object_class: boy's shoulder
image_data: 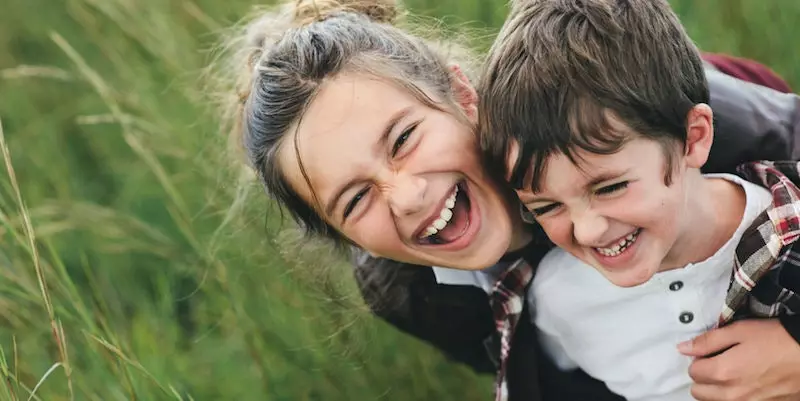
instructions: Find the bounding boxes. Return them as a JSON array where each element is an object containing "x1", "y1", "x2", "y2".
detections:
[
  {"x1": 705, "y1": 172, "x2": 773, "y2": 230},
  {"x1": 535, "y1": 248, "x2": 586, "y2": 282}
]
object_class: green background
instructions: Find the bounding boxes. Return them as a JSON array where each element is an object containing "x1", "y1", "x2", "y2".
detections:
[{"x1": 0, "y1": 0, "x2": 797, "y2": 400}]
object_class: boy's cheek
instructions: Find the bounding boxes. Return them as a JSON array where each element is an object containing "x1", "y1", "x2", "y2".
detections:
[
  {"x1": 504, "y1": 139, "x2": 536, "y2": 192},
  {"x1": 504, "y1": 139, "x2": 520, "y2": 182},
  {"x1": 513, "y1": 190, "x2": 538, "y2": 225},
  {"x1": 515, "y1": 188, "x2": 536, "y2": 206}
]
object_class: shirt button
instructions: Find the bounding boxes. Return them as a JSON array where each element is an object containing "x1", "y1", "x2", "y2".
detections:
[
  {"x1": 679, "y1": 312, "x2": 694, "y2": 324},
  {"x1": 669, "y1": 281, "x2": 684, "y2": 291}
]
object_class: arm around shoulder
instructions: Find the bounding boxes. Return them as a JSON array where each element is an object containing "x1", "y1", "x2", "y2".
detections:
[
  {"x1": 779, "y1": 314, "x2": 800, "y2": 345},
  {"x1": 705, "y1": 67, "x2": 800, "y2": 174}
]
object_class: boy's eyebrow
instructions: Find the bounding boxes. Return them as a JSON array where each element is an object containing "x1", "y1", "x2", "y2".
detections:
[
  {"x1": 585, "y1": 170, "x2": 628, "y2": 188},
  {"x1": 524, "y1": 169, "x2": 629, "y2": 203}
]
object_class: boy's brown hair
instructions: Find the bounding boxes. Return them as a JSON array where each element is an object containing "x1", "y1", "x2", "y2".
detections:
[{"x1": 479, "y1": 0, "x2": 709, "y2": 191}]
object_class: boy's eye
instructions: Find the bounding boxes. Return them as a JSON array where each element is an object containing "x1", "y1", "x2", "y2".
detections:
[
  {"x1": 529, "y1": 203, "x2": 561, "y2": 216},
  {"x1": 596, "y1": 181, "x2": 628, "y2": 195},
  {"x1": 391, "y1": 123, "x2": 418, "y2": 157},
  {"x1": 343, "y1": 187, "x2": 370, "y2": 220}
]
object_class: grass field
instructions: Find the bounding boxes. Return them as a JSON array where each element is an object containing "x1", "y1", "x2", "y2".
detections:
[{"x1": 0, "y1": 0, "x2": 798, "y2": 400}]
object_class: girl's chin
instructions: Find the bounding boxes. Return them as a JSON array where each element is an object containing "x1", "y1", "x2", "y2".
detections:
[{"x1": 421, "y1": 250, "x2": 506, "y2": 271}]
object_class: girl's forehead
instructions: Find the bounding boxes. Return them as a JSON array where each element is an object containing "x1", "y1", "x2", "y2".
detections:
[{"x1": 277, "y1": 75, "x2": 421, "y2": 202}]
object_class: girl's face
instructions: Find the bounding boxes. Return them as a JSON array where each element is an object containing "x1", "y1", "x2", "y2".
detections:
[{"x1": 278, "y1": 71, "x2": 528, "y2": 270}]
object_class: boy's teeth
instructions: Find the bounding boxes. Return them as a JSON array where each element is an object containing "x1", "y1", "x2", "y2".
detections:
[
  {"x1": 595, "y1": 230, "x2": 640, "y2": 257},
  {"x1": 421, "y1": 186, "x2": 459, "y2": 239}
]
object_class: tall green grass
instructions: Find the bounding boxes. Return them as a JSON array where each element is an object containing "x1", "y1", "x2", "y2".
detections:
[{"x1": 0, "y1": 0, "x2": 798, "y2": 400}]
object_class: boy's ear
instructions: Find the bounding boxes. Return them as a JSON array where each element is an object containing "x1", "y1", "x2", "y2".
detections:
[
  {"x1": 448, "y1": 64, "x2": 478, "y2": 122},
  {"x1": 684, "y1": 104, "x2": 714, "y2": 169}
]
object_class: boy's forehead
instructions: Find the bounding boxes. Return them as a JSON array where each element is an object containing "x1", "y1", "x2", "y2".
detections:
[{"x1": 529, "y1": 140, "x2": 651, "y2": 194}]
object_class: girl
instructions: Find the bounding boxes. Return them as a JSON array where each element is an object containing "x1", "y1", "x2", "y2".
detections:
[{"x1": 215, "y1": 0, "x2": 800, "y2": 399}]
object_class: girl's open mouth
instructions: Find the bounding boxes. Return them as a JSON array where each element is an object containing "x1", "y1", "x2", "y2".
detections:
[{"x1": 417, "y1": 182, "x2": 471, "y2": 245}]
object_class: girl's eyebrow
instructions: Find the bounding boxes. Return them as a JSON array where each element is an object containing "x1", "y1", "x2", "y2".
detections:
[
  {"x1": 324, "y1": 106, "x2": 413, "y2": 217},
  {"x1": 325, "y1": 180, "x2": 360, "y2": 218},
  {"x1": 373, "y1": 106, "x2": 412, "y2": 154}
]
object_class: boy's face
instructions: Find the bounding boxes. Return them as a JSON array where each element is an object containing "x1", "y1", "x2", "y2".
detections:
[{"x1": 514, "y1": 108, "x2": 713, "y2": 287}]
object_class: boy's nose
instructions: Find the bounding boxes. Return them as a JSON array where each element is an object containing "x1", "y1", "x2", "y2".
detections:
[
  {"x1": 571, "y1": 208, "x2": 609, "y2": 247},
  {"x1": 386, "y1": 173, "x2": 427, "y2": 216}
]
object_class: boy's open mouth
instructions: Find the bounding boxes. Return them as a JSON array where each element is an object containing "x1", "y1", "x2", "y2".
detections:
[
  {"x1": 593, "y1": 228, "x2": 642, "y2": 257},
  {"x1": 417, "y1": 182, "x2": 471, "y2": 245}
]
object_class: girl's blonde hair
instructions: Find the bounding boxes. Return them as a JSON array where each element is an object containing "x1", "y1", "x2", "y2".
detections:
[{"x1": 211, "y1": 0, "x2": 477, "y2": 246}]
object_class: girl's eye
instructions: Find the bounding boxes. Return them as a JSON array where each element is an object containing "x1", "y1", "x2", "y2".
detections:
[
  {"x1": 530, "y1": 203, "x2": 561, "y2": 217},
  {"x1": 392, "y1": 123, "x2": 418, "y2": 157},
  {"x1": 596, "y1": 181, "x2": 629, "y2": 195},
  {"x1": 343, "y1": 187, "x2": 369, "y2": 219}
]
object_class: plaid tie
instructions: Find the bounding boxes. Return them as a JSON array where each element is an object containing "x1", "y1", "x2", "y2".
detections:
[{"x1": 490, "y1": 258, "x2": 535, "y2": 401}]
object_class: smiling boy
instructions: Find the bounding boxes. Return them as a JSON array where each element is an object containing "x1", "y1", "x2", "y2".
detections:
[{"x1": 478, "y1": 0, "x2": 800, "y2": 400}]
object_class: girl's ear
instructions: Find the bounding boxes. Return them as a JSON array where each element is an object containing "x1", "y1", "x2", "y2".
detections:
[{"x1": 448, "y1": 64, "x2": 478, "y2": 121}]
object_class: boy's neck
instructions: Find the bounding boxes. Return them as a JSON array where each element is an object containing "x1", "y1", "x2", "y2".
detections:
[{"x1": 661, "y1": 172, "x2": 747, "y2": 272}]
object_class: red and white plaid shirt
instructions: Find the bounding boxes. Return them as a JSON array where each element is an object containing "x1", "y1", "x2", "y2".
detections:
[
  {"x1": 721, "y1": 161, "x2": 800, "y2": 323},
  {"x1": 491, "y1": 160, "x2": 800, "y2": 401}
]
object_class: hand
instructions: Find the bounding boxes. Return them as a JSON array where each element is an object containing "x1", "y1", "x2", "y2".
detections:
[{"x1": 677, "y1": 319, "x2": 800, "y2": 401}]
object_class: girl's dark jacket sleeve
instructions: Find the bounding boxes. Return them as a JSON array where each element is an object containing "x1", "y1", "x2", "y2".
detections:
[{"x1": 350, "y1": 68, "x2": 800, "y2": 400}]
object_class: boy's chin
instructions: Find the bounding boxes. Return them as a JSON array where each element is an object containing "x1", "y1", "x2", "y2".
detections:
[{"x1": 598, "y1": 266, "x2": 656, "y2": 288}]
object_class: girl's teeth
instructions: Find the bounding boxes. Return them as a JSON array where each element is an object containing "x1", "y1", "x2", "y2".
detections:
[
  {"x1": 420, "y1": 185, "x2": 460, "y2": 239},
  {"x1": 440, "y1": 208, "x2": 453, "y2": 221}
]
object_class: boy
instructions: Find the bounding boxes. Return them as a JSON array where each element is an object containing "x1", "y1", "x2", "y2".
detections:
[{"x1": 478, "y1": 0, "x2": 800, "y2": 400}]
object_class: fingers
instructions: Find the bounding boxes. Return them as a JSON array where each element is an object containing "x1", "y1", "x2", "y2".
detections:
[
  {"x1": 678, "y1": 323, "x2": 742, "y2": 357},
  {"x1": 687, "y1": 351, "x2": 737, "y2": 385},
  {"x1": 690, "y1": 383, "x2": 748, "y2": 401}
]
